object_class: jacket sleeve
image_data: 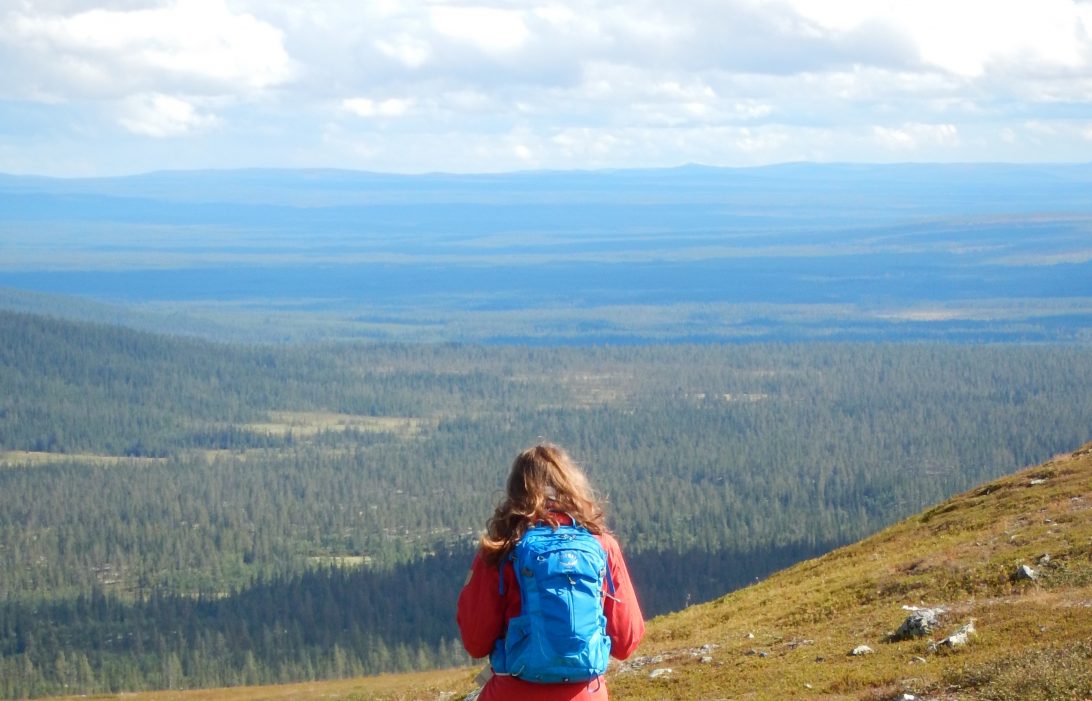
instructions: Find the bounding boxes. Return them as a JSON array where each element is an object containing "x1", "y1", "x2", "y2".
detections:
[
  {"x1": 601, "y1": 534, "x2": 645, "y2": 659},
  {"x1": 456, "y1": 550, "x2": 505, "y2": 659}
]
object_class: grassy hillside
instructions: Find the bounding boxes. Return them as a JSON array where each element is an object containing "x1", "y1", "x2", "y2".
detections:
[
  {"x1": 608, "y1": 441, "x2": 1092, "y2": 701},
  {"x1": 54, "y1": 441, "x2": 1092, "y2": 701}
]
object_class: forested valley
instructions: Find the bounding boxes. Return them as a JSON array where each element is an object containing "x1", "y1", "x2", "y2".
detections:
[{"x1": 2, "y1": 309, "x2": 1091, "y2": 698}]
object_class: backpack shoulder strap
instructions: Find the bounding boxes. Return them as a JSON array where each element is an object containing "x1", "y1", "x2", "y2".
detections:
[{"x1": 497, "y1": 549, "x2": 515, "y2": 596}]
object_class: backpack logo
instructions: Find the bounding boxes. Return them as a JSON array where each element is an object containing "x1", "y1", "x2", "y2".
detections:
[{"x1": 490, "y1": 524, "x2": 615, "y2": 683}]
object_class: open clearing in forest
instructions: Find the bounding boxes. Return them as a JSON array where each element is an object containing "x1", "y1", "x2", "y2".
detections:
[
  {"x1": 244, "y1": 411, "x2": 428, "y2": 438},
  {"x1": 0, "y1": 451, "x2": 167, "y2": 468}
]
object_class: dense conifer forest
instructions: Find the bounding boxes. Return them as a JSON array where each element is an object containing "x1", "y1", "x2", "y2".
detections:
[{"x1": 2, "y1": 309, "x2": 1091, "y2": 697}]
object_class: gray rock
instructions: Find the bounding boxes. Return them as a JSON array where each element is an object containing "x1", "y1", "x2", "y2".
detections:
[
  {"x1": 700, "y1": 656, "x2": 714, "y2": 664},
  {"x1": 615, "y1": 655, "x2": 654, "y2": 673},
  {"x1": 929, "y1": 620, "x2": 976, "y2": 652},
  {"x1": 1013, "y1": 564, "x2": 1038, "y2": 581},
  {"x1": 891, "y1": 607, "x2": 944, "y2": 641},
  {"x1": 649, "y1": 668, "x2": 673, "y2": 679},
  {"x1": 849, "y1": 645, "x2": 874, "y2": 656}
]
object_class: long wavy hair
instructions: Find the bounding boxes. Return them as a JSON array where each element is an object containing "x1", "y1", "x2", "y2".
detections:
[{"x1": 480, "y1": 443, "x2": 607, "y2": 566}]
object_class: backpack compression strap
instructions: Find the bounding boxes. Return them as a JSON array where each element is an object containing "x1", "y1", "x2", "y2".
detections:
[{"x1": 496, "y1": 538, "x2": 616, "y2": 597}]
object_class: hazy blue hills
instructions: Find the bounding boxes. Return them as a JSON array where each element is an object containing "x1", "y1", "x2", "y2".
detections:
[{"x1": 1, "y1": 163, "x2": 1091, "y2": 343}]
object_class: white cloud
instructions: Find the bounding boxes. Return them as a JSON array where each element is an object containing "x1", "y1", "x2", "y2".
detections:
[
  {"x1": 4, "y1": 0, "x2": 1092, "y2": 173},
  {"x1": 785, "y1": 0, "x2": 1091, "y2": 77},
  {"x1": 533, "y1": 4, "x2": 578, "y2": 26},
  {"x1": 652, "y1": 80, "x2": 717, "y2": 100},
  {"x1": 873, "y1": 123, "x2": 958, "y2": 150},
  {"x1": 4, "y1": 0, "x2": 294, "y2": 99},
  {"x1": 429, "y1": 6, "x2": 531, "y2": 53},
  {"x1": 118, "y1": 93, "x2": 219, "y2": 137},
  {"x1": 735, "y1": 126, "x2": 789, "y2": 154},
  {"x1": 375, "y1": 34, "x2": 431, "y2": 69},
  {"x1": 342, "y1": 97, "x2": 412, "y2": 118},
  {"x1": 732, "y1": 100, "x2": 774, "y2": 120}
]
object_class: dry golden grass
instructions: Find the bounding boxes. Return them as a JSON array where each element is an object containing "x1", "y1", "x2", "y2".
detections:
[
  {"x1": 0, "y1": 451, "x2": 166, "y2": 468},
  {"x1": 244, "y1": 412, "x2": 428, "y2": 438},
  {"x1": 0, "y1": 413, "x2": 427, "y2": 469},
  {"x1": 52, "y1": 669, "x2": 477, "y2": 701},
  {"x1": 52, "y1": 442, "x2": 1092, "y2": 701},
  {"x1": 307, "y1": 555, "x2": 371, "y2": 568},
  {"x1": 606, "y1": 441, "x2": 1092, "y2": 700}
]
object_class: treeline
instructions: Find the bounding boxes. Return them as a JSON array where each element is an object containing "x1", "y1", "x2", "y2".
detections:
[
  {"x1": 2, "y1": 310, "x2": 1092, "y2": 697},
  {"x1": 0, "y1": 540, "x2": 837, "y2": 698},
  {"x1": 0, "y1": 549, "x2": 473, "y2": 698}
]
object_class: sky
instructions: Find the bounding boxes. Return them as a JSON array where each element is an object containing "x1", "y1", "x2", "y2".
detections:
[{"x1": 1, "y1": 0, "x2": 1092, "y2": 176}]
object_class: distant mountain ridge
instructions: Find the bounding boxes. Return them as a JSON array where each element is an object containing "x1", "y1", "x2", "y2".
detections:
[
  {"x1": 3, "y1": 163, "x2": 1091, "y2": 344},
  {"x1": 4, "y1": 162, "x2": 1092, "y2": 208}
]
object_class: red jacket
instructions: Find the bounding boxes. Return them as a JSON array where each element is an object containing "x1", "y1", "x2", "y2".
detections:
[{"x1": 456, "y1": 522, "x2": 645, "y2": 701}]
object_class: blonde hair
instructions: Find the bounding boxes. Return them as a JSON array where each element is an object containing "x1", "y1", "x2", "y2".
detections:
[{"x1": 480, "y1": 443, "x2": 607, "y2": 566}]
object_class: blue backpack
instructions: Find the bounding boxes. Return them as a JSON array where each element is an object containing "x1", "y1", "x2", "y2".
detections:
[{"x1": 490, "y1": 523, "x2": 615, "y2": 683}]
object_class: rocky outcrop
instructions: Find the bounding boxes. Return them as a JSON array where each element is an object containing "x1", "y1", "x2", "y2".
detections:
[
  {"x1": 616, "y1": 643, "x2": 720, "y2": 674},
  {"x1": 928, "y1": 620, "x2": 976, "y2": 652},
  {"x1": 889, "y1": 606, "x2": 945, "y2": 641}
]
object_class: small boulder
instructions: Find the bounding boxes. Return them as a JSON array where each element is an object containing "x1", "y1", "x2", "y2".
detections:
[
  {"x1": 929, "y1": 620, "x2": 976, "y2": 652},
  {"x1": 1012, "y1": 564, "x2": 1038, "y2": 581},
  {"x1": 849, "y1": 645, "x2": 874, "y2": 656},
  {"x1": 649, "y1": 668, "x2": 673, "y2": 679},
  {"x1": 890, "y1": 607, "x2": 943, "y2": 641}
]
